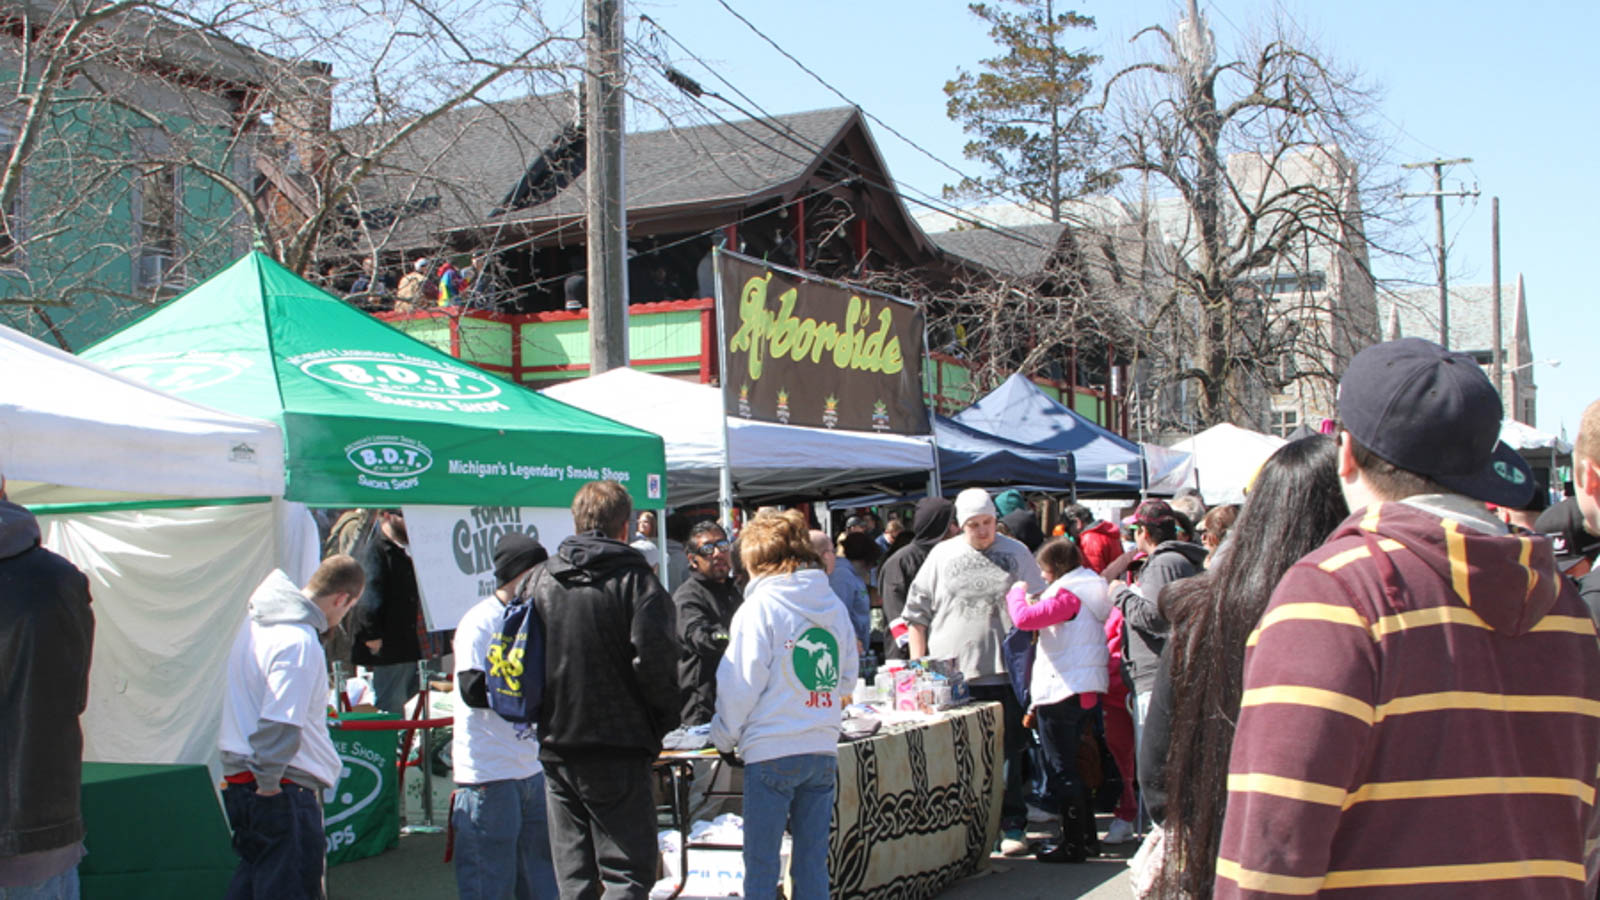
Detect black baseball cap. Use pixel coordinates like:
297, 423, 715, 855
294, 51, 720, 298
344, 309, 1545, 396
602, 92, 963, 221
1338, 338, 1534, 508
1536, 497, 1600, 572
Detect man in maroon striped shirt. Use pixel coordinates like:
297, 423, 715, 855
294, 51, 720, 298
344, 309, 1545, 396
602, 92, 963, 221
1216, 339, 1600, 898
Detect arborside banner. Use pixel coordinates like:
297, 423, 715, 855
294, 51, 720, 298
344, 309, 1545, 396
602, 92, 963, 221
717, 251, 930, 436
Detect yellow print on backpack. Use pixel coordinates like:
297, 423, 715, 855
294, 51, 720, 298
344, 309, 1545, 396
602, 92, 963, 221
487, 641, 524, 693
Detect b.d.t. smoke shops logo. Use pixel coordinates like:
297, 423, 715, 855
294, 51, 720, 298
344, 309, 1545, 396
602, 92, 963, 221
294, 351, 508, 413
106, 351, 250, 394
345, 435, 432, 491
776, 389, 791, 424
821, 395, 839, 429
738, 383, 752, 418
789, 626, 840, 708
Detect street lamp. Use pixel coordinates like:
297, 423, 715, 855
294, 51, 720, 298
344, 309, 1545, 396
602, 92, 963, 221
1506, 358, 1560, 375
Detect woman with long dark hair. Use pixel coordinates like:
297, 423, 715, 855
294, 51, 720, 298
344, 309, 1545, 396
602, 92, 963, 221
1138, 435, 1346, 897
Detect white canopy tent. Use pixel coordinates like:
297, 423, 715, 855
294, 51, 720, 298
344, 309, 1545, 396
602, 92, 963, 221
0, 324, 284, 505
1501, 418, 1572, 457
1142, 443, 1196, 496
1166, 423, 1288, 506
542, 367, 937, 505
1, 324, 316, 772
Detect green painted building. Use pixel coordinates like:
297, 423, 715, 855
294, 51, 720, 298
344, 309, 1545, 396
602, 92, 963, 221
0, 4, 324, 351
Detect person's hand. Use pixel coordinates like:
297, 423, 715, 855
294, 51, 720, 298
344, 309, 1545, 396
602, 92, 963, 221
255, 785, 282, 797
718, 749, 744, 768
364, 639, 382, 653
1101, 550, 1138, 584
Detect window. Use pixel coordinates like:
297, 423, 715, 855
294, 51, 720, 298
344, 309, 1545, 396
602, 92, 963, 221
1269, 407, 1301, 439
135, 163, 184, 290
1239, 270, 1327, 299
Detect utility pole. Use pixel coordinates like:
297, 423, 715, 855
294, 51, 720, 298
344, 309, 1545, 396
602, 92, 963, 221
1399, 157, 1477, 349
585, 0, 628, 373
1491, 197, 1502, 406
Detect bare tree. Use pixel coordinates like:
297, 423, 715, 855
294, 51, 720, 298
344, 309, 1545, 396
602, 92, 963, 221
1098, 4, 1417, 429
0, 0, 581, 349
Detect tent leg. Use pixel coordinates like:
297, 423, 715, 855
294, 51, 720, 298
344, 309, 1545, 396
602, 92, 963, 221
658, 527, 669, 591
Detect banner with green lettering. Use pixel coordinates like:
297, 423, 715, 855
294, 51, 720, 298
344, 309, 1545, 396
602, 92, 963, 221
717, 250, 930, 435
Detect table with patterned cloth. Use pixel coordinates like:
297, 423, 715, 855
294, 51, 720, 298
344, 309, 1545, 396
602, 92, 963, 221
827, 701, 1004, 900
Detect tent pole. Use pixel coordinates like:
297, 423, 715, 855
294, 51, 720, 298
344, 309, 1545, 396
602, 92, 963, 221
657, 528, 669, 591
923, 315, 943, 498
712, 248, 735, 531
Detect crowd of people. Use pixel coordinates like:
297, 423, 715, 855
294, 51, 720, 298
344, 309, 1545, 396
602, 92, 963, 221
10, 337, 1600, 900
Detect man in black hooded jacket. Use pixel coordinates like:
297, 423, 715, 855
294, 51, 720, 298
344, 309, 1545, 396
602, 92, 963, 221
878, 497, 955, 660
0, 470, 94, 896
530, 480, 680, 899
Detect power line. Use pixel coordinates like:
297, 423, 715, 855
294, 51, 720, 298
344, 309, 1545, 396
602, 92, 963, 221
1198, 0, 1465, 168
632, 17, 1059, 254
693, 0, 1069, 225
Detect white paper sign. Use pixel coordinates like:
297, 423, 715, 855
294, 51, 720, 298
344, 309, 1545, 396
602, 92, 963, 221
403, 505, 574, 630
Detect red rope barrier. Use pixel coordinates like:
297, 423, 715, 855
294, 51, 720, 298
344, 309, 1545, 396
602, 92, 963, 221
329, 717, 451, 731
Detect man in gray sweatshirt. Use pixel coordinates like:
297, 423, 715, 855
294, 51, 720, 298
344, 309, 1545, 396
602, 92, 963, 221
218, 556, 365, 900
904, 487, 1046, 851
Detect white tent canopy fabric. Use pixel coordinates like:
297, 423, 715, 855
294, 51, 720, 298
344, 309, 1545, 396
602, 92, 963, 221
1500, 418, 1572, 456
1167, 423, 1288, 506
542, 368, 936, 504
0, 324, 284, 506
3, 324, 312, 774
1143, 443, 1197, 496
43, 503, 319, 774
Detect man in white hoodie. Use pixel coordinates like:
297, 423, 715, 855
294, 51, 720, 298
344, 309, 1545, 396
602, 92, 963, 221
218, 556, 365, 900
712, 511, 858, 900
903, 487, 1046, 853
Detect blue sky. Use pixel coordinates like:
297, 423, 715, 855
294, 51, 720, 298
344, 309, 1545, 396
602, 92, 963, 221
624, 0, 1593, 432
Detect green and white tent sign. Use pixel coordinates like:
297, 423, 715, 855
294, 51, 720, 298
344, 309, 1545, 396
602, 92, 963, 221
84, 253, 667, 508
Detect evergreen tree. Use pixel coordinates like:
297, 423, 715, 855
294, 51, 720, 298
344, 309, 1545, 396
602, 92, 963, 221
943, 0, 1106, 222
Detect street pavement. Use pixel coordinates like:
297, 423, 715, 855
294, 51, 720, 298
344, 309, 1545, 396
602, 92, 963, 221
327, 829, 1137, 899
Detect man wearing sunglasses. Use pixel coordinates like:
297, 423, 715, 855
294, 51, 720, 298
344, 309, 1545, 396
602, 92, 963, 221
674, 522, 742, 726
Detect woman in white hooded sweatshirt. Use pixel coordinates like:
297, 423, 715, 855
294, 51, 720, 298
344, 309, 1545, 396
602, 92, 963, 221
712, 511, 859, 900
1004, 537, 1111, 863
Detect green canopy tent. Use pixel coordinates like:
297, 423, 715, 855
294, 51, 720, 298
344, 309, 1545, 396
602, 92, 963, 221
84, 252, 666, 510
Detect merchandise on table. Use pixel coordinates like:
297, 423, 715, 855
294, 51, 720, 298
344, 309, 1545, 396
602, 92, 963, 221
652, 815, 791, 899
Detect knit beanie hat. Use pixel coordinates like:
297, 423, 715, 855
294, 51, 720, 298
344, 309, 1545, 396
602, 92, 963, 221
953, 488, 997, 528
493, 532, 547, 588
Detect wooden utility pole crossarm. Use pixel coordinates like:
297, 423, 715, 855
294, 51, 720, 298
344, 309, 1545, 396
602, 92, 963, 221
1399, 157, 1477, 349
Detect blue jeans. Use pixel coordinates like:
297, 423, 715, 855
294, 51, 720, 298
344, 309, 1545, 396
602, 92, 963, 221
222, 781, 325, 900
0, 865, 79, 900
372, 662, 421, 717
451, 774, 558, 900
743, 754, 835, 900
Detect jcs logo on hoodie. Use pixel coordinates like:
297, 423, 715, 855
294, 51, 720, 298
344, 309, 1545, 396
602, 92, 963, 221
789, 626, 840, 708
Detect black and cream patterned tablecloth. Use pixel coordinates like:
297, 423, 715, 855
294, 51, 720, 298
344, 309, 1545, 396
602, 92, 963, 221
828, 701, 1004, 900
